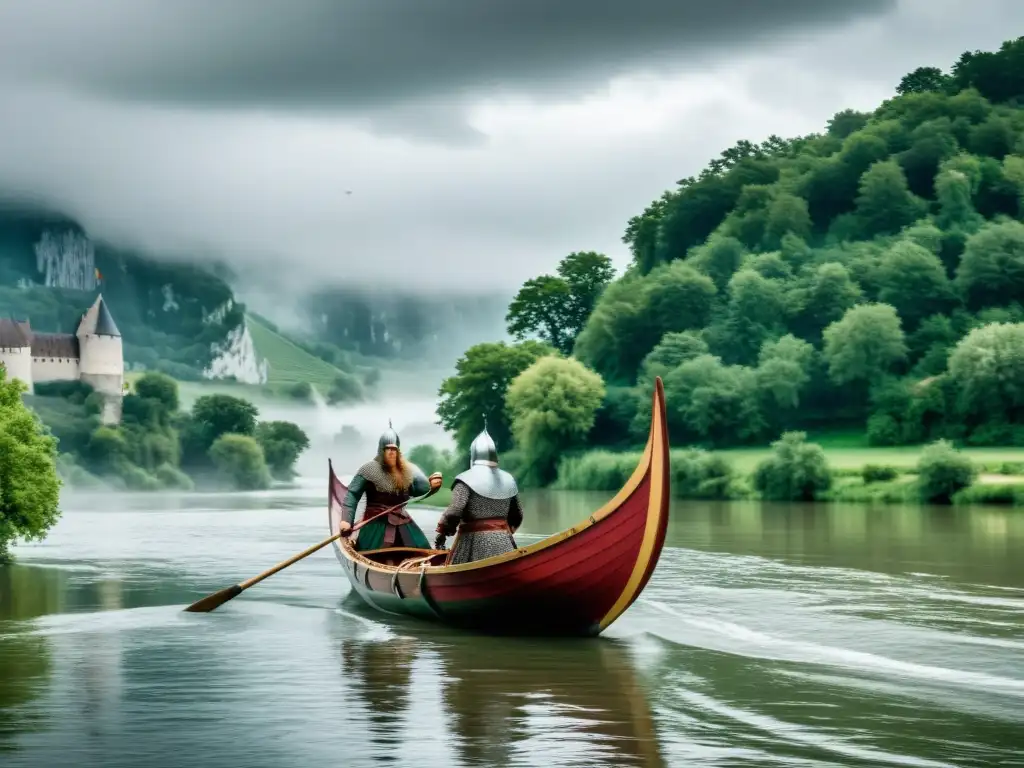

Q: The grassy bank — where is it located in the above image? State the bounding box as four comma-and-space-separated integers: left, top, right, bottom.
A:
555, 434, 1024, 507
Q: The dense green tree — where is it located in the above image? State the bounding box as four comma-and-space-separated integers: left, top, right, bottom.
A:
255, 421, 311, 480
822, 303, 907, 386
209, 434, 272, 491
661, 355, 764, 445
0, 370, 61, 561
897, 66, 952, 96
506, 252, 615, 354
951, 37, 1024, 104
638, 331, 709, 382
854, 159, 928, 237
956, 219, 1024, 308
132, 372, 179, 416
436, 35, 1024, 461
505, 275, 573, 353
575, 262, 716, 382
789, 262, 863, 342
755, 334, 815, 412
437, 340, 554, 456
711, 268, 787, 365
876, 240, 954, 328
505, 356, 605, 485
947, 322, 1024, 431
179, 393, 259, 471
688, 235, 747, 291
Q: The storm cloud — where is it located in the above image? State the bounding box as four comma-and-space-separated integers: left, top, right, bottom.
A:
0, 1, 895, 121
0, 0, 1019, 297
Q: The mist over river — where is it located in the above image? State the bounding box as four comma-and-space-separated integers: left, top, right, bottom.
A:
2, 477, 1022, 767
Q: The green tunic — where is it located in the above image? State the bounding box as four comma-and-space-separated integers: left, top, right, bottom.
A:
343, 458, 431, 551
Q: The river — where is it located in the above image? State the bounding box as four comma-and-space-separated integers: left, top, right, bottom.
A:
1, 483, 1023, 767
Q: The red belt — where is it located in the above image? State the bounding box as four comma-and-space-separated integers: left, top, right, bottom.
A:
457, 518, 510, 534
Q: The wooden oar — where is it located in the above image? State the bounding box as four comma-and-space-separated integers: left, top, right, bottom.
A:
183, 487, 438, 613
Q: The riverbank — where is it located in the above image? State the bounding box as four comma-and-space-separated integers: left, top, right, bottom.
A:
555, 436, 1024, 507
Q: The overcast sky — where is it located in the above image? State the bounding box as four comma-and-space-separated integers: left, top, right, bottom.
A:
0, 0, 1020, 296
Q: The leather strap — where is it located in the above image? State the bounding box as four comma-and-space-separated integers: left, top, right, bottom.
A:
457, 518, 510, 535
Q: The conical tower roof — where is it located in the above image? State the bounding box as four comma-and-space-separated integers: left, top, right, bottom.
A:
76, 294, 121, 338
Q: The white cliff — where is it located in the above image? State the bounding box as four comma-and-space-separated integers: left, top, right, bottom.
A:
203, 322, 269, 385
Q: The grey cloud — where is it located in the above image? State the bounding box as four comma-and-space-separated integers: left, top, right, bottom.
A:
0, 0, 1014, 301
0, 1, 895, 119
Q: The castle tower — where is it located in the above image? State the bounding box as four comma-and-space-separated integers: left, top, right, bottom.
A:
0, 318, 34, 392
77, 294, 123, 424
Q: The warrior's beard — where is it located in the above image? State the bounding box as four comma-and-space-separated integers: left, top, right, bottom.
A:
381, 451, 410, 490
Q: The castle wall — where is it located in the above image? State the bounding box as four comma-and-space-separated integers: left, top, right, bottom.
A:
32, 356, 81, 383
79, 335, 123, 385
0, 347, 34, 391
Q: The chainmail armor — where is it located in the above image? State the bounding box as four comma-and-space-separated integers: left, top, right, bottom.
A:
437, 480, 524, 564
355, 458, 423, 494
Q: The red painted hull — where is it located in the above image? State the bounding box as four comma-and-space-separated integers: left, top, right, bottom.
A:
328, 377, 671, 637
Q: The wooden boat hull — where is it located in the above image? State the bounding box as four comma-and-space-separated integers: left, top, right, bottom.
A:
329, 377, 671, 637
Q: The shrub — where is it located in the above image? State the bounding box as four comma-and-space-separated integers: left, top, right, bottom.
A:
255, 420, 310, 480
862, 464, 900, 483
154, 463, 195, 491
327, 372, 364, 404
953, 483, 1024, 506
916, 439, 977, 504
117, 464, 163, 492
555, 451, 636, 492
672, 449, 738, 499
208, 433, 272, 490
33, 380, 95, 404
752, 431, 832, 501
285, 381, 314, 402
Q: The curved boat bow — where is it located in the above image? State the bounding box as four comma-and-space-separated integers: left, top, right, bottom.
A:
328, 376, 671, 636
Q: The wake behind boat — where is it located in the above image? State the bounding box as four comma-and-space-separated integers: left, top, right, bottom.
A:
327, 377, 671, 636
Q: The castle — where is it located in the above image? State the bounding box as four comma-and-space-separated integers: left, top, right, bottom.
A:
0, 294, 124, 424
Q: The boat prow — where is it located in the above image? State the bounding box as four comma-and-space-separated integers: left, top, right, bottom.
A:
328, 376, 672, 636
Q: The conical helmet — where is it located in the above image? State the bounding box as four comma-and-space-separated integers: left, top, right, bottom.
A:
377, 419, 400, 456
469, 425, 498, 467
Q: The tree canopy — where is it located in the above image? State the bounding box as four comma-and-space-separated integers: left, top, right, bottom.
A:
436, 35, 1024, 468
0, 368, 61, 560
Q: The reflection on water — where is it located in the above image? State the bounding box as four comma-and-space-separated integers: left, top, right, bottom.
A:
0, 565, 63, 752
0, 487, 1021, 766
338, 620, 666, 768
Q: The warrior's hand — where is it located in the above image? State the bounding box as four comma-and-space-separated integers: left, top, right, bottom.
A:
433, 533, 447, 550
428, 472, 443, 491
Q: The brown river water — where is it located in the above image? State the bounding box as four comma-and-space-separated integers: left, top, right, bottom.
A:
1, 482, 1023, 767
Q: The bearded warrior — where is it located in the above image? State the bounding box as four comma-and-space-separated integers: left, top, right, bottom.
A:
341, 422, 442, 551
434, 426, 523, 564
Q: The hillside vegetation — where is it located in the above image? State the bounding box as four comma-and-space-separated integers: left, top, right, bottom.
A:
434, 36, 1024, 500
246, 314, 349, 388
0, 205, 243, 380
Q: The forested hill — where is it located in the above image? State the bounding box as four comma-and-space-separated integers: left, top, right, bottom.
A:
0, 202, 245, 379
0, 203, 510, 383
496, 36, 1024, 453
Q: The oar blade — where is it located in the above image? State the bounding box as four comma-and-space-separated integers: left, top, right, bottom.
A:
184, 584, 243, 613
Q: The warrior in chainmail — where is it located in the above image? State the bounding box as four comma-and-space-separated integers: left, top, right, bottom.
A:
434, 426, 523, 564
342, 422, 442, 551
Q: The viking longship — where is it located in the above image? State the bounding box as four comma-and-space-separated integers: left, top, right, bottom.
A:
328, 377, 671, 636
